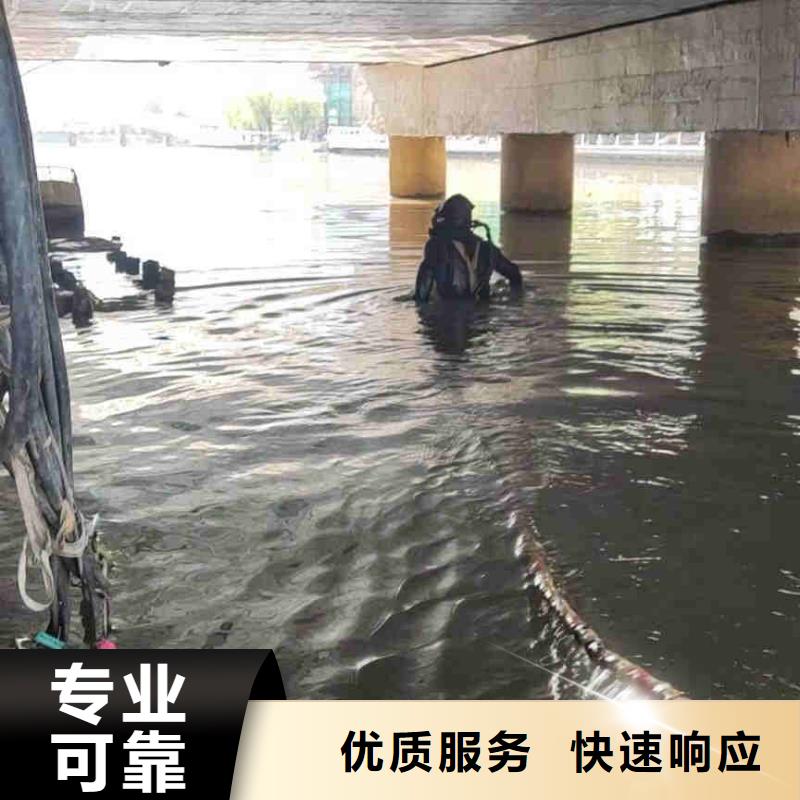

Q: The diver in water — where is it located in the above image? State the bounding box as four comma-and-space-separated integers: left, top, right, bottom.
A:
413, 194, 522, 303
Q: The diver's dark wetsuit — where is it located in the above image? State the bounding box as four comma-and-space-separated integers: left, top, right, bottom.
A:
414, 225, 523, 303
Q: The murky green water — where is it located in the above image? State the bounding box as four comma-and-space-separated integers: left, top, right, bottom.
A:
1, 144, 797, 699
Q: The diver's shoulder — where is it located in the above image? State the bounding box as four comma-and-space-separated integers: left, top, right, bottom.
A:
425, 234, 451, 254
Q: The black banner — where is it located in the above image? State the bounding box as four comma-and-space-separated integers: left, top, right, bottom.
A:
0, 649, 284, 797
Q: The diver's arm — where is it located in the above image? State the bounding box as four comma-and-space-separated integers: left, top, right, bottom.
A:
413, 240, 437, 303
414, 260, 434, 303
491, 245, 523, 289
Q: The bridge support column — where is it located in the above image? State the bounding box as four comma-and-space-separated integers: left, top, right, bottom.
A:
501, 133, 574, 213
389, 135, 446, 198
702, 131, 800, 240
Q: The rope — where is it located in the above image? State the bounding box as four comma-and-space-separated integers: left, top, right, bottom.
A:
514, 525, 683, 699
16, 504, 93, 613
0, 389, 105, 636
54, 501, 90, 558
13, 451, 93, 613
454, 406, 683, 699
17, 531, 54, 612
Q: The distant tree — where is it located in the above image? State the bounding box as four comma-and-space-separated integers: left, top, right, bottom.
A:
225, 101, 249, 130
226, 92, 324, 139
279, 97, 324, 140
226, 92, 277, 133
247, 93, 276, 133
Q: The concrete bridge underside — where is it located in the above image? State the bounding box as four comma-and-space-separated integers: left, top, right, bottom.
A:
7, 0, 800, 237
7, 1, 723, 63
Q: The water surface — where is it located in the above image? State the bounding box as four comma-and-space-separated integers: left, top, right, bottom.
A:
1, 144, 797, 699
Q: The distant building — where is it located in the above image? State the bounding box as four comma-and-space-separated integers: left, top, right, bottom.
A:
310, 64, 354, 128
308, 64, 386, 133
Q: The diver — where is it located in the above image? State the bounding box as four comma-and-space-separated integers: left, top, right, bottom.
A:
413, 194, 523, 303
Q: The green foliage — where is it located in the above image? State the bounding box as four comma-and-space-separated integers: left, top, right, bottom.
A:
247, 93, 276, 133
225, 92, 276, 132
281, 98, 324, 139
224, 102, 248, 130
225, 92, 324, 139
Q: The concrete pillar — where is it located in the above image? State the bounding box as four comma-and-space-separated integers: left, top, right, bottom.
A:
702, 131, 800, 239
501, 133, 574, 213
389, 200, 437, 270
501, 212, 571, 263
389, 136, 446, 198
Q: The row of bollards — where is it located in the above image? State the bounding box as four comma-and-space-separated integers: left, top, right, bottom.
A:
48, 243, 176, 327
50, 257, 94, 327
106, 248, 176, 303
